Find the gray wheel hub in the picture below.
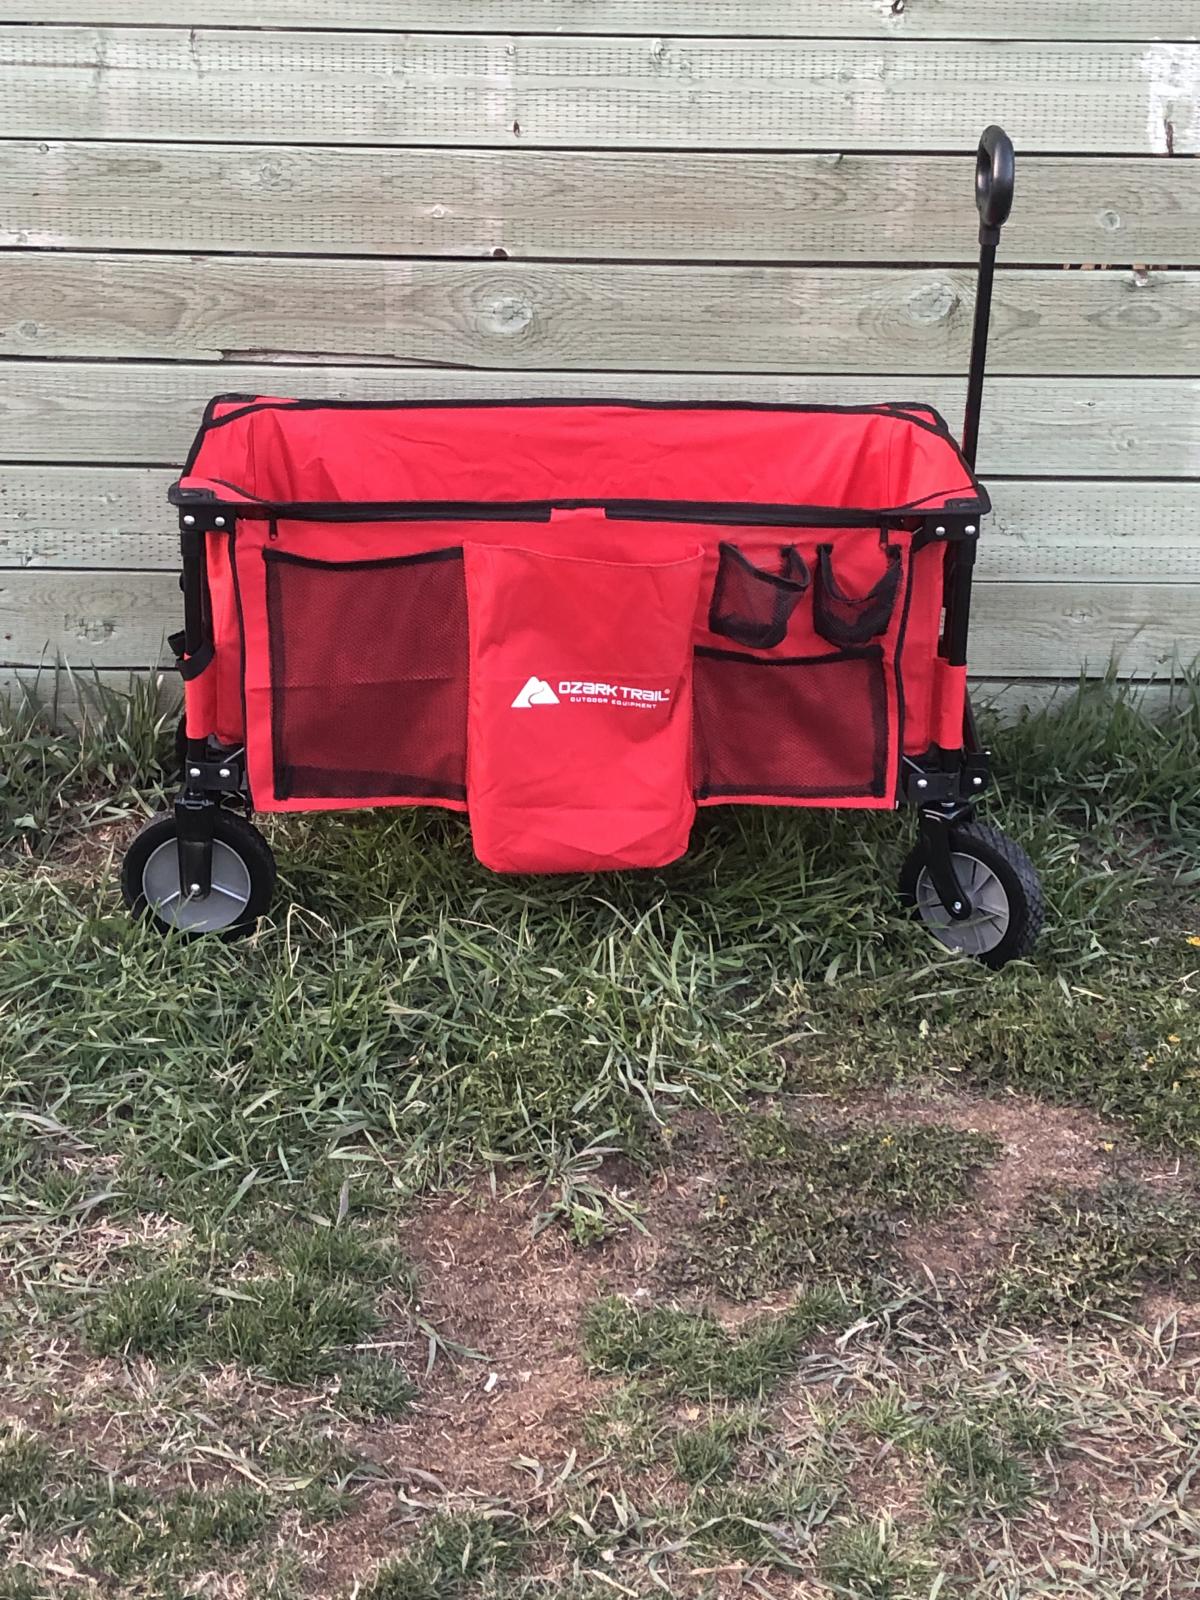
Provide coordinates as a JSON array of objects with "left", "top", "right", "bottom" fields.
[
  {"left": 140, "top": 837, "right": 252, "bottom": 933},
  {"left": 915, "top": 852, "right": 1011, "bottom": 956}
]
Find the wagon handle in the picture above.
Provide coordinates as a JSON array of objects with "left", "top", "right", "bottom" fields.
[
  {"left": 962, "top": 124, "right": 1015, "bottom": 471},
  {"left": 975, "top": 124, "right": 1015, "bottom": 237}
]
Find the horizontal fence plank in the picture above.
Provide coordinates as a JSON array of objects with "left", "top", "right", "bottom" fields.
[
  {"left": 4, "top": 255, "right": 1195, "bottom": 374},
  {"left": 5, "top": 466, "right": 1198, "bottom": 584},
  {"left": 981, "top": 481, "right": 1200, "bottom": 582},
  {"left": 11, "top": 3, "right": 1200, "bottom": 41},
  {"left": 1, "top": 30, "right": 1195, "bottom": 153},
  {"left": 8, "top": 143, "right": 1199, "bottom": 267},
  {"left": 0, "top": 466, "right": 172, "bottom": 568},
  {"left": 969, "top": 583, "right": 1197, "bottom": 676},
  {"left": 3, "top": 570, "right": 1193, "bottom": 677},
  {"left": 3, "top": 365, "right": 1197, "bottom": 478},
  {"left": 0, "top": 665, "right": 180, "bottom": 723},
  {"left": 977, "top": 679, "right": 1185, "bottom": 719}
]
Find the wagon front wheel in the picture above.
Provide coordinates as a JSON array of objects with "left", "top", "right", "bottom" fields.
[
  {"left": 122, "top": 810, "right": 276, "bottom": 939},
  {"left": 899, "top": 820, "right": 1043, "bottom": 968}
]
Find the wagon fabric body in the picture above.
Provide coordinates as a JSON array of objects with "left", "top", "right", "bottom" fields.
[
  {"left": 122, "top": 126, "right": 1044, "bottom": 964},
  {"left": 174, "top": 395, "right": 982, "bottom": 876}
]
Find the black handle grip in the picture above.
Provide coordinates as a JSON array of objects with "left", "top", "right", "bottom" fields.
[{"left": 975, "top": 125, "right": 1015, "bottom": 231}]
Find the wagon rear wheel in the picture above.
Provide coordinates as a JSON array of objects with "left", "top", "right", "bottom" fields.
[
  {"left": 122, "top": 810, "right": 276, "bottom": 939},
  {"left": 899, "top": 821, "right": 1043, "bottom": 969}
]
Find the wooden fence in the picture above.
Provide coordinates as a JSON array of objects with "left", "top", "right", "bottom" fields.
[{"left": 1, "top": 3, "right": 1198, "bottom": 709}]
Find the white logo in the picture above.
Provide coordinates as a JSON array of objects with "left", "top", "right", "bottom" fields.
[
  {"left": 511, "top": 676, "right": 560, "bottom": 708},
  {"left": 511, "top": 675, "right": 670, "bottom": 710}
]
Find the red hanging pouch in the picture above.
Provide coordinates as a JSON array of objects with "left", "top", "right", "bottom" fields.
[{"left": 464, "top": 518, "right": 703, "bottom": 873}]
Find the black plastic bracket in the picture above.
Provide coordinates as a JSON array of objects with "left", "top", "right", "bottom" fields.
[
  {"left": 963, "top": 748, "right": 991, "bottom": 796},
  {"left": 178, "top": 503, "right": 235, "bottom": 536},
  {"left": 174, "top": 794, "right": 216, "bottom": 899},
  {"left": 917, "top": 802, "right": 975, "bottom": 921},
  {"left": 180, "top": 752, "right": 245, "bottom": 798},
  {"left": 912, "top": 514, "right": 981, "bottom": 553},
  {"left": 902, "top": 748, "right": 990, "bottom": 806}
]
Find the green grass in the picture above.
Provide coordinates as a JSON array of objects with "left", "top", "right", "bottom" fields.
[
  {"left": 582, "top": 1383, "right": 668, "bottom": 1471},
  {"left": 672, "top": 1116, "right": 1000, "bottom": 1299},
  {"left": 84, "top": 1221, "right": 416, "bottom": 1408},
  {"left": 818, "top": 1517, "right": 940, "bottom": 1600},
  {"left": 581, "top": 1289, "right": 856, "bottom": 1398},
  {"left": 89, "top": 1484, "right": 273, "bottom": 1582},
  {"left": 3, "top": 672, "right": 1200, "bottom": 1597},
  {"left": 988, "top": 1182, "right": 1200, "bottom": 1327},
  {"left": 688, "top": 1469, "right": 837, "bottom": 1563},
  {"left": 670, "top": 1411, "right": 756, "bottom": 1485},
  {"left": 4, "top": 671, "right": 1198, "bottom": 1247},
  {"left": 358, "top": 1513, "right": 525, "bottom": 1599},
  {"left": 0, "top": 1426, "right": 57, "bottom": 1535},
  {"left": 0, "top": 1418, "right": 344, "bottom": 1595}
]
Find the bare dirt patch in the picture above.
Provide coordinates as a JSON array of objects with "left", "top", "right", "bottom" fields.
[{"left": 376, "top": 1188, "right": 645, "bottom": 1493}]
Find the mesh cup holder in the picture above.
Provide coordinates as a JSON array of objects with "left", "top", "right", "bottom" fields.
[
  {"left": 813, "top": 543, "right": 902, "bottom": 648},
  {"left": 709, "top": 543, "right": 811, "bottom": 649},
  {"left": 694, "top": 645, "right": 889, "bottom": 800},
  {"left": 264, "top": 546, "right": 468, "bottom": 801}
]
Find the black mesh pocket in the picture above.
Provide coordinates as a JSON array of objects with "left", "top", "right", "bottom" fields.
[
  {"left": 813, "top": 543, "right": 902, "bottom": 647},
  {"left": 709, "top": 543, "right": 810, "bottom": 649},
  {"left": 694, "top": 646, "right": 888, "bottom": 799},
  {"left": 264, "top": 546, "right": 467, "bottom": 801}
]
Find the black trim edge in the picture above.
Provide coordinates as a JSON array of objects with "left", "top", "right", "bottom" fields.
[{"left": 262, "top": 545, "right": 464, "bottom": 573}]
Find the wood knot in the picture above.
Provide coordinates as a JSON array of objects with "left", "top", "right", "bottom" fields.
[
  {"left": 256, "top": 161, "right": 291, "bottom": 192},
  {"left": 481, "top": 293, "right": 534, "bottom": 337},
  {"left": 907, "top": 280, "right": 960, "bottom": 324}
]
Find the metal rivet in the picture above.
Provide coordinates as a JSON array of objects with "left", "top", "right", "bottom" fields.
[
  {"left": 219, "top": 767, "right": 231, "bottom": 778},
  {"left": 916, "top": 778, "right": 928, "bottom": 789},
  {"left": 952, "top": 902, "right": 963, "bottom": 913},
  {"left": 189, "top": 766, "right": 201, "bottom": 778},
  {"left": 214, "top": 516, "right": 226, "bottom": 528},
  {"left": 182, "top": 514, "right": 196, "bottom": 526},
  {"left": 973, "top": 776, "right": 983, "bottom": 786},
  {"left": 934, "top": 525, "right": 946, "bottom": 537},
  {"left": 189, "top": 882, "right": 202, "bottom": 895},
  {"left": 965, "top": 523, "right": 977, "bottom": 534}
]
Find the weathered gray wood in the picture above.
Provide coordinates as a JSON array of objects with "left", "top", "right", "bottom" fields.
[
  {"left": 3, "top": 570, "right": 1194, "bottom": 676},
  {"left": 5, "top": 254, "right": 1195, "bottom": 374},
  {"left": 12, "top": 3, "right": 1199, "bottom": 42},
  {"left": 6, "top": 466, "right": 1197, "bottom": 583},
  {"left": 968, "top": 583, "right": 1199, "bottom": 676},
  {"left": 977, "top": 679, "right": 1183, "bottom": 719},
  {"left": 1, "top": 30, "right": 1194, "bottom": 153},
  {"left": 0, "top": 571, "right": 181, "bottom": 667},
  {"left": 0, "top": 467, "right": 172, "bottom": 569},
  {"left": 9, "top": 142, "right": 1198, "bottom": 267},
  {"left": 0, "top": 665, "right": 180, "bottom": 724},
  {"left": 980, "top": 482, "right": 1200, "bottom": 582},
  {"left": 3, "top": 365, "right": 1197, "bottom": 479}
]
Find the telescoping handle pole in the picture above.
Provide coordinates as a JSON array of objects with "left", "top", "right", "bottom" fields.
[{"left": 961, "top": 125, "right": 1015, "bottom": 471}]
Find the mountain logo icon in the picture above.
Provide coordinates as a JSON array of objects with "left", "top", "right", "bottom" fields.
[{"left": 511, "top": 676, "right": 561, "bottom": 708}]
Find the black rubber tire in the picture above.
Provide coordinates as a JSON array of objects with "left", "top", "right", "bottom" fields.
[
  {"left": 122, "top": 809, "right": 276, "bottom": 941},
  {"left": 899, "top": 820, "right": 1044, "bottom": 969}
]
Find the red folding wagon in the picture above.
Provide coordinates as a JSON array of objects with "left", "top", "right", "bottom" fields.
[{"left": 123, "top": 128, "right": 1043, "bottom": 966}]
